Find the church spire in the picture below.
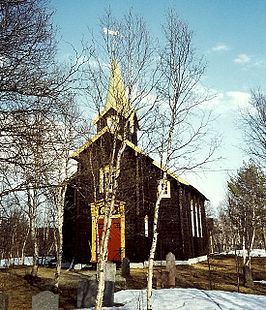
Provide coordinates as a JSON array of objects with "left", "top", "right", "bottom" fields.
[
  {"left": 94, "top": 59, "right": 139, "bottom": 145},
  {"left": 105, "top": 59, "right": 131, "bottom": 116}
]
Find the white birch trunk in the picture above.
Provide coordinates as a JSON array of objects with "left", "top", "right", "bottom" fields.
[
  {"left": 147, "top": 173, "right": 166, "bottom": 310},
  {"left": 54, "top": 185, "right": 67, "bottom": 291},
  {"left": 21, "top": 226, "right": 30, "bottom": 265},
  {"left": 95, "top": 139, "right": 127, "bottom": 310}
]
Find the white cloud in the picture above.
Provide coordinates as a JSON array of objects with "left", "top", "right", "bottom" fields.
[
  {"left": 211, "top": 43, "right": 230, "bottom": 52},
  {"left": 205, "top": 90, "right": 251, "bottom": 114},
  {"left": 103, "top": 27, "right": 119, "bottom": 36},
  {"left": 234, "top": 54, "right": 251, "bottom": 64}
]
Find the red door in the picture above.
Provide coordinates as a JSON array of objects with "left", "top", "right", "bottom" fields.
[{"left": 98, "top": 218, "right": 121, "bottom": 261}]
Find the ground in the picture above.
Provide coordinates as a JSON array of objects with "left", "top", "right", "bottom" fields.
[{"left": 0, "top": 255, "right": 266, "bottom": 309}]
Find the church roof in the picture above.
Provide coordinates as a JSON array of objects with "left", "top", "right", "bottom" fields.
[
  {"left": 93, "top": 59, "right": 134, "bottom": 124},
  {"left": 70, "top": 130, "right": 207, "bottom": 199}
]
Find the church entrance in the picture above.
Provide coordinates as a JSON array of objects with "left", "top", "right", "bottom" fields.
[
  {"left": 98, "top": 217, "right": 122, "bottom": 261},
  {"left": 90, "top": 200, "right": 125, "bottom": 263}
]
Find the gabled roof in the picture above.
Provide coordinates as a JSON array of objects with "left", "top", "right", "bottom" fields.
[
  {"left": 93, "top": 59, "right": 134, "bottom": 124},
  {"left": 70, "top": 130, "right": 206, "bottom": 199},
  {"left": 70, "top": 127, "right": 108, "bottom": 159}
]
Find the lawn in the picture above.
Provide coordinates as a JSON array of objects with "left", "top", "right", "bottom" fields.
[{"left": 0, "top": 255, "right": 266, "bottom": 309}]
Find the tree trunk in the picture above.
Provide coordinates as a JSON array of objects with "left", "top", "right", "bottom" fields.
[
  {"left": 243, "top": 260, "right": 254, "bottom": 287},
  {"left": 54, "top": 186, "right": 66, "bottom": 291},
  {"left": 21, "top": 226, "right": 30, "bottom": 265},
  {"left": 263, "top": 227, "right": 266, "bottom": 250},
  {"left": 95, "top": 139, "right": 127, "bottom": 310},
  {"left": 147, "top": 174, "right": 166, "bottom": 310},
  {"left": 31, "top": 224, "right": 39, "bottom": 277}
]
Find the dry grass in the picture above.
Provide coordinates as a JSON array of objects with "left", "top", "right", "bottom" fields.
[{"left": 0, "top": 255, "right": 266, "bottom": 309}]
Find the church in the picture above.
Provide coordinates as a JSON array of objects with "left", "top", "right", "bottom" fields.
[{"left": 63, "top": 60, "right": 209, "bottom": 264}]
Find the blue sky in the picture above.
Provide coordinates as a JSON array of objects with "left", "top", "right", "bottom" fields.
[{"left": 51, "top": 0, "right": 266, "bottom": 211}]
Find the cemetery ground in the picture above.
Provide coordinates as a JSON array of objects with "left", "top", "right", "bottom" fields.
[{"left": 0, "top": 255, "right": 266, "bottom": 309}]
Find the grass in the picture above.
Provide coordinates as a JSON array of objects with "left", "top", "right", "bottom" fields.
[{"left": 0, "top": 255, "right": 266, "bottom": 309}]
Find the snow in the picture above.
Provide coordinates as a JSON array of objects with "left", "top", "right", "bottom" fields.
[
  {"left": 0, "top": 256, "right": 54, "bottom": 268},
  {"left": 220, "top": 249, "right": 266, "bottom": 257},
  {"left": 107, "top": 288, "right": 266, "bottom": 310}
]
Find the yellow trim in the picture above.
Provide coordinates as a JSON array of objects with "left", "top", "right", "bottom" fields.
[
  {"left": 70, "top": 127, "right": 108, "bottom": 159},
  {"left": 90, "top": 203, "right": 97, "bottom": 262},
  {"left": 152, "top": 160, "right": 190, "bottom": 186},
  {"left": 90, "top": 199, "right": 125, "bottom": 262}
]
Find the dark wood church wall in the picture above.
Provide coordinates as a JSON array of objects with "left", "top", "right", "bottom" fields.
[{"left": 63, "top": 137, "right": 209, "bottom": 263}]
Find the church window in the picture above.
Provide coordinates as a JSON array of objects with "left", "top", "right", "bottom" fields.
[
  {"left": 158, "top": 179, "right": 171, "bottom": 198},
  {"left": 107, "top": 115, "right": 119, "bottom": 133},
  {"left": 99, "top": 165, "right": 116, "bottom": 193},
  {"left": 190, "top": 200, "right": 195, "bottom": 237},
  {"left": 198, "top": 205, "right": 203, "bottom": 238},
  {"left": 195, "top": 203, "right": 199, "bottom": 237},
  {"left": 144, "top": 215, "right": 149, "bottom": 237}
]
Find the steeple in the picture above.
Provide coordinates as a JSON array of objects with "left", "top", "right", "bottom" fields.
[{"left": 94, "top": 59, "right": 139, "bottom": 145}]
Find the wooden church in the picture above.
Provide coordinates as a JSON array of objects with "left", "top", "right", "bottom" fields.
[{"left": 63, "top": 60, "right": 209, "bottom": 264}]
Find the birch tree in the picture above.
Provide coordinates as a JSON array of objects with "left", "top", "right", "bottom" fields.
[
  {"left": 45, "top": 100, "right": 84, "bottom": 291},
  {"left": 146, "top": 10, "right": 219, "bottom": 309},
  {"left": 81, "top": 10, "right": 156, "bottom": 309}
]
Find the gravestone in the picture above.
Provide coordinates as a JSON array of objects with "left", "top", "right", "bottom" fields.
[
  {"left": 77, "top": 278, "right": 97, "bottom": 308},
  {"left": 32, "top": 291, "right": 59, "bottom": 310},
  {"left": 0, "top": 291, "right": 8, "bottom": 310},
  {"left": 77, "top": 262, "right": 116, "bottom": 308},
  {"left": 121, "top": 257, "right": 130, "bottom": 278},
  {"left": 166, "top": 252, "right": 176, "bottom": 287},
  {"left": 156, "top": 270, "right": 162, "bottom": 289},
  {"left": 161, "top": 270, "right": 169, "bottom": 288},
  {"left": 104, "top": 261, "right": 116, "bottom": 306}
]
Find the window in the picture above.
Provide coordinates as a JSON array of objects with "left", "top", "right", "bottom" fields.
[
  {"left": 195, "top": 203, "right": 199, "bottom": 237},
  {"left": 190, "top": 200, "right": 195, "bottom": 237},
  {"left": 99, "top": 165, "right": 116, "bottom": 193},
  {"left": 198, "top": 205, "right": 203, "bottom": 238},
  {"left": 107, "top": 115, "right": 119, "bottom": 133},
  {"left": 191, "top": 200, "right": 203, "bottom": 238},
  {"left": 158, "top": 179, "right": 171, "bottom": 198},
  {"left": 144, "top": 215, "right": 149, "bottom": 237}
]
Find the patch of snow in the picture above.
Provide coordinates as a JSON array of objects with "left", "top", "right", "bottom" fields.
[
  {"left": 111, "top": 288, "right": 266, "bottom": 310},
  {"left": 142, "top": 255, "right": 207, "bottom": 268},
  {"left": 254, "top": 280, "right": 266, "bottom": 285},
  {"left": 220, "top": 249, "right": 266, "bottom": 257},
  {"left": 74, "top": 288, "right": 266, "bottom": 309},
  {"left": 0, "top": 256, "right": 54, "bottom": 267}
]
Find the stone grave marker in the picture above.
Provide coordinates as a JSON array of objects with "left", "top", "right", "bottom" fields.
[
  {"left": 161, "top": 270, "right": 169, "bottom": 288},
  {"left": 104, "top": 261, "right": 116, "bottom": 306},
  {"left": 121, "top": 257, "right": 130, "bottom": 278},
  {"left": 32, "top": 291, "right": 59, "bottom": 310},
  {"left": 77, "top": 277, "right": 97, "bottom": 308},
  {"left": 0, "top": 291, "right": 8, "bottom": 310},
  {"left": 156, "top": 270, "right": 162, "bottom": 289},
  {"left": 166, "top": 252, "right": 176, "bottom": 287},
  {"left": 77, "top": 262, "right": 116, "bottom": 308}
]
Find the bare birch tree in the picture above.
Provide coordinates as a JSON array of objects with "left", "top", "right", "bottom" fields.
[
  {"left": 146, "top": 10, "right": 220, "bottom": 309},
  {"left": 80, "top": 10, "right": 156, "bottom": 309},
  {"left": 45, "top": 100, "right": 85, "bottom": 291}
]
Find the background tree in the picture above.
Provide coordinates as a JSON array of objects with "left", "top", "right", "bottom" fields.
[
  {"left": 225, "top": 161, "right": 266, "bottom": 286},
  {"left": 242, "top": 90, "right": 266, "bottom": 168},
  {"left": 0, "top": 0, "right": 85, "bottom": 280}
]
